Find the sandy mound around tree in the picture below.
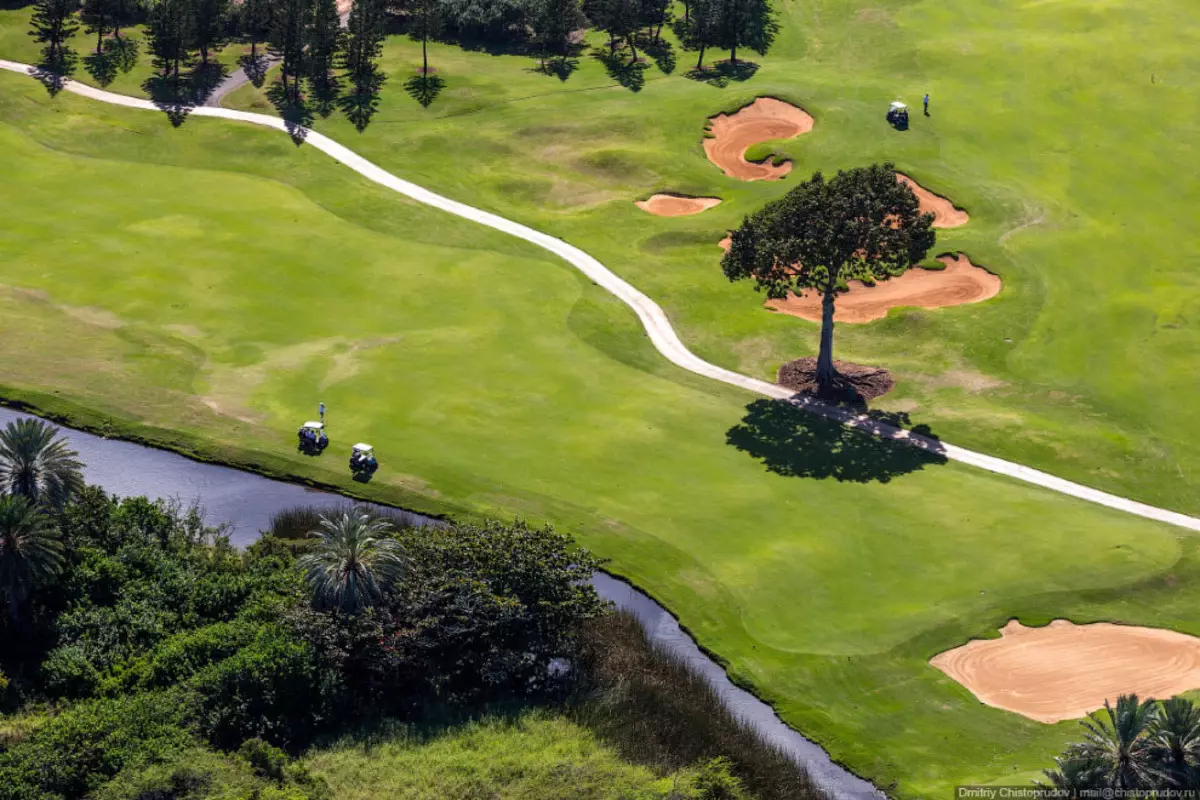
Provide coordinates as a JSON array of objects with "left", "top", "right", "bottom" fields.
[
  {"left": 896, "top": 173, "right": 968, "bottom": 228},
  {"left": 703, "top": 98, "right": 814, "bottom": 181},
  {"left": 762, "top": 253, "right": 1000, "bottom": 324},
  {"left": 777, "top": 357, "right": 894, "bottom": 400},
  {"left": 931, "top": 620, "right": 1200, "bottom": 724},
  {"left": 636, "top": 194, "right": 722, "bottom": 217}
]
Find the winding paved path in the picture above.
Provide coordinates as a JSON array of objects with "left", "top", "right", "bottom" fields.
[{"left": 3, "top": 57, "right": 1198, "bottom": 534}]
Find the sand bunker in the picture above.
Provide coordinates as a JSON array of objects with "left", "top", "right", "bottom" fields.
[
  {"left": 896, "top": 173, "right": 968, "bottom": 228},
  {"left": 931, "top": 620, "right": 1200, "bottom": 724},
  {"left": 636, "top": 194, "right": 722, "bottom": 217},
  {"left": 703, "top": 98, "right": 814, "bottom": 181},
  {"left": 757, "top": 253, "right": 999, "bottom": 324}
]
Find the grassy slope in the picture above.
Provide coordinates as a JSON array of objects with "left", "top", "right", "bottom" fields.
[
  {"left": 218, "top": 0, "right": 1200, "bottom": 517},
  {"left": 0, "top": 42, "right": 1195, "bottom": 800},
  {"left": 304, "top": 712, "right": 690, "bottom": 799}
]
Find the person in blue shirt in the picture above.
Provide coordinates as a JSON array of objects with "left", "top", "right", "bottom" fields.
[
  {"left": 923, "top": 93, "right": 930, "bottom": 116},
  {"left": 319, "top": 401, "right": 326, "bottom": 422}
]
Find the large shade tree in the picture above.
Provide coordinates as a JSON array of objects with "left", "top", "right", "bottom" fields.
[
  {"left": 722, "top": 163, "right": 935, "bottom": 396},
  {"left": 0, "top": 419, "right": 85, "bottom": 510},
  {"left": 0, "top": 495, "right": 63, "bottom": 624},
  {"left": 298, "top": 511, "right": 405, "bottom": 612}
]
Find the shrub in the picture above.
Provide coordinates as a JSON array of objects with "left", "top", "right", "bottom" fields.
[
  {"left": 0, "top": 692, "right": 193, "bottom": 800},
  {"left": 238, "top": 737, "right": 289, "bottom": 784}
]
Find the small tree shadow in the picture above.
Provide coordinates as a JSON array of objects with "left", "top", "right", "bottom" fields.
[
  {"left": 309, "top": 72, "right": 342, "bottom": 119},
  {"left": 187, "top": 60, "right": 227, "bottom": 103},
  {"left": 238, "top": 52, "right": 272, "bottom": 88},
  {"left": 141, "top": 73, "right": 193, "bottom": 126},
  {"left": 533, "top": 56, "right": 579, "bottom": 81},
  {"left": 726, "top": 399, "right": 946, "bottom": 483},
  {"left": 32, "top": 48, "right": 77, "bottom": 96},
  {"left": 642, "top": 37, "right": 675, "bottom": 74},
  {"left": 83, "top": 49, "right": 118, "bottom": 86},
  {"left": 404, "top": 73, "right": 444, "bottom": 108},
  {"left": 592, "top": 48, "right": 647, "bottom": 92},
  {"left": 685, "top": 59, "right": 759, "bottom": 88},
  {"left": 266, "top": 81, "right": 313, "bottom": 143}
]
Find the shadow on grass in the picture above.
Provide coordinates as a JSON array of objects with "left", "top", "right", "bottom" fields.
[
  {"left": 31, "top": 49, "right": 77, "bottom": 96},
  {"left": 592, "top": 48, "right": 648, "bottom": 92},
  {"left": 686, "top": 59, "right": 759, "bottom": 88},
  {"left": 532, "top": 56, "right": 579, "bottom": 81},
  {"left": 642, "top": 37, "right": 676, "bottom": 74},
  {"left": 141, "top": 62, "right": 227, "bottom": 126},
  {"left": 82, "top": 37, "right": 139, "bottom": 87},
  {"left": 726, "top": 399, "right": 946, "bottom": 483},
  {"left": 266, "top": 81, "right": 313, "bottom": 143},
  {"left": 403, "top": 73, "right": 444, "bottom": 109},
  {"left": 309, "top": 73, "right": 342, "bottom": 119}
]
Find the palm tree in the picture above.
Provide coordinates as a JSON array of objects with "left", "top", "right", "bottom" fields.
[
  {"left": 0, "top": 418, "right": 84, "bottom": 509},
  {"left": 297, "top": 511, "right": 405, "bottom": 612},
  {"left": 1150, "top": 697, "right": 1200, "bottom": 787},
  {"left": 1071, "top": 695, "right": 1163, "bottom": 789},
  {"left": 0, "top": 495, "right": 63, "bottom": 624}
]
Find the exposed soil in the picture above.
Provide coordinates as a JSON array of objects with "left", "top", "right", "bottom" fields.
[
  {"left": 764, "top": 253, "right": 1000, "bottom": 324},
  {"left": 931, "top": 619, "right": 1200, "bottom": 724},
  {"left": 777, "top": 357, "right": 894, "bottom": 401},
  {"left": 703, "top": 98, "right": 814, "bottom": 181},
  {"left": 336, "top": 0, "right": 353, "bottom": 14},
  {"left": 636, "top": 193, "right": 722, "bottom": 217},
  {"left": 896, "top": 173, "right": 969, "bottom": 228}
]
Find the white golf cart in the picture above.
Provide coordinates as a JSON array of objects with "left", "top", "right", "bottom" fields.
[
  {"left": 297, "top": 421, "right": 329, "bottom": 452},
  {"left": 349, "top": 442, "right": 378, "bottom": 475},
  {"left": 886, "top": 100, "right": 909, "bottom": 130}
]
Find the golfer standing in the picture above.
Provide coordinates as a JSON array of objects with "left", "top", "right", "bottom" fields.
[
  {"left": 923, "top": 93, "right": 930, "bottom": 116},
  {"left": 319, "top": 401, "right": 326, "bottom": 423}
]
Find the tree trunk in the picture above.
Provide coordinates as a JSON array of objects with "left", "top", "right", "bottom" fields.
[
  {"left": 422, "top": 32, "right": 428, "bottom": 74},
  {"left": 816, "top": 286, "right": 836, "bottom": 394},
  {"left": 683, "top": 0, "right": 689, "bottom": 22},
  {"left": 609, "top": 35, "right": 616, "bottom": 54},
  {"left": 96, "top": 27, "right": 104, "bottom": 53},
  {"left": 626, "top": 34, "right": 638, "bottom": 62},
  {"left": 200, "top": 42, "right": 209, "bottom": 65},
  {"left": 695, "top": 43, "right": 705, "bottom": 70},
  {"left": 250, "top": 38, "right": 257, "bottom": 58},
  {"left": 729, "top": 43, "right": 737, "bottom": 64},
  {"left": 654, "top": 21, "right": 663, "bottom": 41}
]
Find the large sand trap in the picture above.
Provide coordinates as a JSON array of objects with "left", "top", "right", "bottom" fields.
[
  {"left": 636, "top": 194, "right": 722, "bottom": 217},
  {"left": 896, "top": 173, "right": 969, "bottom": 228},
  {"left": 741, "top": 252, "right": 999, "bottom": 324},
  {"left": 703, "top": 98, "right": 814, "bottom": 181},
  {"left": 931, "top": 620, "right": 1200, "bottom": 723}
]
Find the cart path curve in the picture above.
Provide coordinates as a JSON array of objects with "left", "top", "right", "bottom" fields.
[{"left": 3, "top": 58, "right": 1198, "bottom": 534}]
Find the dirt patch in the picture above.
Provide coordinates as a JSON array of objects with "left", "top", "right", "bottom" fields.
[
  {"left": 636, "top": 193, "right": 722, "bottom": 217},
  {"left": 336, "top": 0, "right": 352, "bottom": 14},
  {"left": 763, "top": 253, "right": 1000, "bottom": 324},
  {"left": 896, "top": 173, "right": 969, "bottom": 228},
  {"left": 703, "top": 98, "right": 814, "bottom": 181},
  {"left": 931, "top": 619, "right": 1200, "bottom": 724},
  {"left": 5, "top": 285, "right": 124, "bottom": 329},
  {"left": 777, "top": 357, "right": 894, "bottom": 401}
]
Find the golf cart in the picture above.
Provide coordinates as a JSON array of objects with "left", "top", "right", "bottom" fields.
[
  {"left": 886, "top": 100, "right": 909, "bottom": 130},
  {"left": 349, "top": 443, "right": 378, "bottom": 475},
  {"left": 297, "top": 421, "right": 329, "bottom": 453}
]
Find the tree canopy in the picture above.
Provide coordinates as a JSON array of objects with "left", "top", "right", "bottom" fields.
[{"left": 722, "top": 163, "right": 936, "bottom": 395}]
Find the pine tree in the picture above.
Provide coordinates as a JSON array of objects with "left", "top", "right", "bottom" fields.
[
  {"left": 191, "top": 0, "right": 231, "bottom": 65},
  {"left": 307, "top": 0, "right": 342, "bottom": 82},
  {"left": 80, "top": 0, "right": 113, "bottom": 52},
  {"left": 28, "top": 0, "right": 81, "bottom": 67},
  {"left": 268, "top": 0, "right": 311, "bottom": 97},
  {"left": 530, "top": 0, "right": 582, "bottom": 68},
  {"left": 238, "top": 0, "right": 271, "bottom": 58},
  {"left": 147, "top": 0, "right": 194, "bottom": 80},
  {"left": 715, "top": 0, "right": 775, "bottom": 65}
]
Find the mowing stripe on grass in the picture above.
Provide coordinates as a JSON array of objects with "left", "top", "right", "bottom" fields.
[{"left": 4, "top": 57, "right": 1198, "bottom": 535}]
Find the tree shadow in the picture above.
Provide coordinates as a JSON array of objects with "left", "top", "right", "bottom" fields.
[
  {"left": 685, "top": 59, "right": 759, "bottom": 88},
  {"left": 532, "top": 56, "right": 579, "bottom": 81},
  {"left": 141, "top": 74, "right": 193, "bottom": 126},
  {"left": 32, "top": 49, "right": 77, "bottom": 96},
  {"left": 592, "top": 49, "right": 647, "bottom": 92},
  {"left": 238, "top": 52, "right": 272, "bottom": 88},
  {"left": 726, "top": 399, "right": 946, "bottom": 483},
  {"left": 83, "top": 48, "right": 118, "bottom": 86},
  {"left": 403, "top": 73, "right": 444, "bottom": 109},
  {"left": 266, "top": 81, "right": 313, "bottom": 143},
  {"left": 641, "top": 37, "right": 675, "bottom": 75},
  {"left": 309, "top": 73, "right": 342, "bottom": 119},
  {"left": 188, "top": 61, "right": 227, "bottom": 103}
]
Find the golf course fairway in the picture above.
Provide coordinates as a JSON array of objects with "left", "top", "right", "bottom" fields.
[{"left": 2, "top": 0, "right": 1199, "bottom": 794}]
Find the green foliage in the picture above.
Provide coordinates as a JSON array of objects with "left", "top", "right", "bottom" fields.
[
  {"left": 0, "top": 495, "right": 62, "bottom": 625},
  {"left": 0, "top": 692, "right": 194, "bottom": 800},
  {"left": 0, "top": 419, "right": 84, "bottom": 511},
  {"left": 26, "top": 0, "right": 80, "bottom": 69},
  {"left": 1044, "top": 694, "right": 1200, "bottom": 791},
  {"left": 238, "top": 737, "right": 290, "bottom": 783},
  {"left": 297, "top": 512, "right": 404, "bottom": 613}
]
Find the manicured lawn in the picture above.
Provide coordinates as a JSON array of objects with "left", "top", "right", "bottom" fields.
[
  {"left": 198, "top": 0, "right": 1197, "bottom": 519},
  {"left": 0, "top": 72, "right": 1195, "bottom": 795}
]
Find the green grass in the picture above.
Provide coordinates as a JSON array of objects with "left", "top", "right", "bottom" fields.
[
  {"left": 0, "top": 5, "right": 1199, "bottom": 794},
  {"left": 304, "top": 711, "right": 702, "bottom": 799}
]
